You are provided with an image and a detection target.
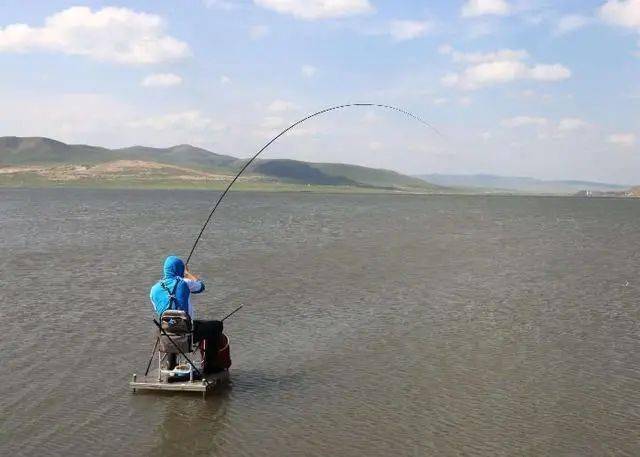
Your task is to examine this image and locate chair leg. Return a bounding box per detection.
[144,337,159,377]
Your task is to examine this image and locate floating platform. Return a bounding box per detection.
[130,369,229,397]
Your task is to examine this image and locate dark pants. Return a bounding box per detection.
[193,320,224,374]
[167,353,177,370]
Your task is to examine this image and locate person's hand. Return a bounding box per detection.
[184,265,199,280]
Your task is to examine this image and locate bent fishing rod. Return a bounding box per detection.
[185,103,443,265]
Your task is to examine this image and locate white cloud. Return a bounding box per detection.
[443,61,570,90]
[558,117,588,131]
[442,47,529,64]
[433,97,449,105]
[268,99,296,112]
[528,64,572,81]
[555,15,592,35]
[249,24,270,39]
[599,1,640,54]
[220,75,231,84]
[203,0,238,10]
[501,116,549,128]
[461,0,510,18]
[129,111,226,132]
[0,6,190,65]
[599,0,640,28]
[141,73,182,87]
[608,132,636,146]
[441,46,571,90]
[388,20,432,41]
[481,131,493,140]
[301,64,317,77]
[254,0,373,20]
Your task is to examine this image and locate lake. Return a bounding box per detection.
[1,188,638,456]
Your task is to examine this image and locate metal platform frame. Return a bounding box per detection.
[130,369,229,398]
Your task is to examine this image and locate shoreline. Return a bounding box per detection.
[1,183,638,199]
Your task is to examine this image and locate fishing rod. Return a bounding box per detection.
[185,103,443,265]
[221,304,244,322]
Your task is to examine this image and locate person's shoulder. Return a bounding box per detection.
[177,278,191,290]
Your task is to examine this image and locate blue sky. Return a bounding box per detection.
[1,0,639,184]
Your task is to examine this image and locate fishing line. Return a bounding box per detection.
[185,103,444,265]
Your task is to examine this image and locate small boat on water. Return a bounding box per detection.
[130,310,231,398]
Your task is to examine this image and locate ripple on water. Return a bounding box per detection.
[1,189,639,456]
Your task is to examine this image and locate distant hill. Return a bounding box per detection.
[0,136,112,164]
[251,160,357,186]
[417,173,629,195]
[115,144,240,171]
[0,136,442,192]
[0,136,239,170]
[314,163,429,189]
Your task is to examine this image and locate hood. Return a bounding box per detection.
[163,255,185,279]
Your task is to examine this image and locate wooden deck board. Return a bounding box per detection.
[130,370,229,395]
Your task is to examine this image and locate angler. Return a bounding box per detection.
[131,256,232,396]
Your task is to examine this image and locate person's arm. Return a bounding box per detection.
[183,277,205,293]
[150,289,157,315]
[183,265,205,294]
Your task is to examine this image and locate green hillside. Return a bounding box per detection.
[315,162,433,189]
[114,145,240,171]
[0,137,239,170]
[0,136,112,164]
[0,136,442,192]
[251,160,358,186]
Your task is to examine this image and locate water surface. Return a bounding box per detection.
[1,189,638,456]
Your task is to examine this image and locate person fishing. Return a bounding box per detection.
[150,255,227,372]
[150,255,204,319]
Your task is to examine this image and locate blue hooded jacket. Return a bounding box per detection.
[150,256,199,317]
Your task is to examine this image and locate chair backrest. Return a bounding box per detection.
[160,310,191,335]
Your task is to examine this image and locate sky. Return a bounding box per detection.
[0,0,639,184]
